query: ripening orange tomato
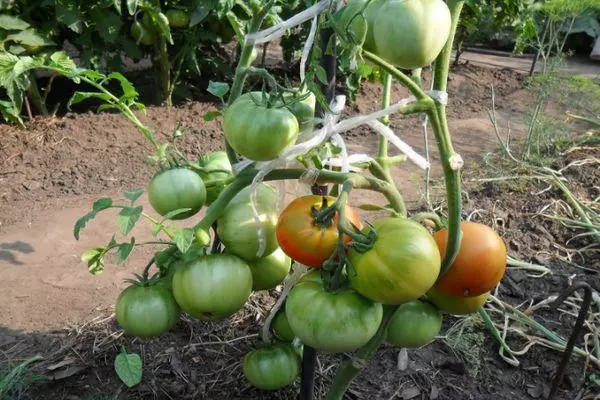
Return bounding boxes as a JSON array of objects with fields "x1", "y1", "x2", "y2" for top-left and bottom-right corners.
[{"x1": 433, "y1": 222, "x2": 506, "y2": 297}]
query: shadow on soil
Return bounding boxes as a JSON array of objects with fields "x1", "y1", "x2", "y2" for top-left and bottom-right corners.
[{"x1": 0, "y1": 241, "x2": 34, "y2": 266}]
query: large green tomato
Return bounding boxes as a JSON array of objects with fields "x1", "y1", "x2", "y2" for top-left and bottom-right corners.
[
  {"x1": 196, "y1": 152, "x2": 233, "y2": 205},
  {"x1": 348, "y1": 217, "x2": 441, "y2": 304},
  {"x1": 223, "y1": 92, "x2": 299, "y2": 161},
  {"x1": 243, "y1": 343, "x2": 300, "y2": 390},
  {"x1": 372, "y1": 0, "x2": 451, "y2": 69},
  {"x1": 386, "y1": 300, "x2": 442, "y2": 348},
  {"x1": 115, "y1": 284, "x2": 180, "y2": 338},
  {"x1": 247, "y1": 247, "x2": 292, "y2": 291},
  {"x1": 148, "y1": 168, "x2": 206, "y2": 220},
  {"x1": 171, "y1": 254, "x2": 252, "y2": 320},
  {"x1": 217, "y1": 184, "x2": 279, "y2": 261},
  {"x1": 285, "y1": 273, "x2": 383, "y2": 352}
]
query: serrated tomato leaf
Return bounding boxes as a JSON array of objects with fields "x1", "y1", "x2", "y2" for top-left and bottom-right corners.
[
  {"x1": 118, "y1": 206, "x2": 142, "y2": 236},
  {"x1": 123, "y1": 188, "x2": 144, "y2": 204}
]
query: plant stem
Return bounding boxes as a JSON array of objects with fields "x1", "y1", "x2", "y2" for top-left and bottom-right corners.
[
  {"x1": 430, "y1": 0, "x2": 465, "y2": 275},
  {"x1": 363, "y1": 51, "x2": 429, "y2": 101},
  {"x1": 27, "y1": 72, "x2": 48, "y2": 115},
  {"x1": 376, "y1": 73, "x2": 392, "y2": 176},
  {"x1": 324, "y1": 306, "x2": 397, "y2": 400},
  {"x1": 156, "y1": 36, "x2": 172, "y2": 106}
]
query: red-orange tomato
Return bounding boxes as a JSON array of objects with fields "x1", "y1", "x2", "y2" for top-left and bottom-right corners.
[
  {"x1": 433, "y1": 222, "x2": 506, "y2": 297},
  {"x1": 276, "y1": 195, "x2": 362, "y2": 267}
]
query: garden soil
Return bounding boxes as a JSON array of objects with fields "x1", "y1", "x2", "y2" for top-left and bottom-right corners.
[{"x1": 0, "y1": 61, "x2": 598, "y2": 399}]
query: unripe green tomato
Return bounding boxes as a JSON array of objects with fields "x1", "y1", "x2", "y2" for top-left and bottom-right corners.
[
  {"x1": 171, "y1": 254, "x2": 253, "y2": 320},
  {"x1": 372, "y1": 0, "x2": 452, "y2": 69},
  {"x1": 196, "y1": 151, "x2": 233, "y2": 205},
  {"x1": 243, "y1": 343, "x2": 300, "y2": 390},
  {"x1": 386, "y1": 300, "x2": 442, "y2": 348},
  {"x1": 115, "y1": 284, "x2": 180, "y2": 338},
  {"x1": 147, "y1": 168, "x2": 206, "y2": 220},
  {"x1": 166, "y1": 9, "x2": 190, "y2": 28},
  {"x1": 131, "y1": 20, "x2": 156, "y2": 46},
  {"x1": 217, "y1": 184, "x2": 280, "y2": 261},
  {"x1": 272, "y1": 309, "x2": 295, "y2": 342},
  {"x1": 223, "y1": 92, "x2": 299, "y2": 161},
  {"x1": 426, "y1": 287, "x2": 490, "y2": 315},
  {"x1": 247, "y1": 247, "x2": 291, "y2": 291}
]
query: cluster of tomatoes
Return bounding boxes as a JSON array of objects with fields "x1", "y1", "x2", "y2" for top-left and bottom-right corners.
[{"x1": 114, "y1": 0, "x2": 508, "y2": 391}]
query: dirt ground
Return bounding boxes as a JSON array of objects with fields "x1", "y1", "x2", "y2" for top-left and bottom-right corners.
[{"x1": 1, "y1": 58, "x2": 599, "y2": 400}]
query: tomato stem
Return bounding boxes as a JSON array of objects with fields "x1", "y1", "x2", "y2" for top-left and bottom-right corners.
[{"x1": 376, "y1": 73, "x2": 392, "y2": 177}]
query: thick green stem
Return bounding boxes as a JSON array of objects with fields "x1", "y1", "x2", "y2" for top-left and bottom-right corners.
[
  {"x1": 156, "y1": 36, "x2": 172, "y2": 106},
  {"x1": 27, "y1": 73, "x2": 48, "y2": 115},
  {"x1": 324, "y1": 306, "x2": 397, "y2": 400},
  {"x1": 430, "y1": 0, "x2": 465, "y2": 275}
]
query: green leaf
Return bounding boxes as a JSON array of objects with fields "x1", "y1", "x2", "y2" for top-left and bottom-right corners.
[
  {"x1": 113, "y1": 0, "x2": 122, "y2": 14},
  {"x1": 190, "y1": 3, "x2": 213, "y2": 27},
  {"x1": 315, "y1": 65, "x2": 328, "y2": 85},
  {"x1": 123, "y1": 188, "x2": 143, "y2": 204},
  {"x1": 162, "y1": 208, "x2": 192, "y2": 220},
  {"x1": 50, "y1": 51, "x2": 77, "y2": 71},
  {"x1": 68, "y1": 91, "x2": 112, "y2": 109},
  {"x1": 6, "y1": 29, "x2": 55, "y2": 47},
  {"x1": 117, "y1": 237, "x2": 136, "y2": 263},
  {"x1": 118, "y1": 206, "x2": 143, "y2": 236},
  {"x1": 13, "y1": 56, "x2": 42, "y2": 77},
  {"x1": 56, "y1": 0, "x2": 83, "y2": 33},
  {"x1": 93, "y1": 197, "x2": 113, "y2": 211},
  {"x1": 155, "y1": 12, "x2": 174, "y2": 45},
  {"x1": 202, "y1": 111, "x2": 221, "y2": 121},
  {"x1": 0, "y1": 99, "x2": 23, "y2": 125},
  {"x1": 90, "y1": 8, "x2": 122, "y2": 43},
  {"x1": 81, "y1": 248, "x2": 106, "y2": 274},
  {"x1": 207, "y1": 80, "x2": 229, "y2": 100},
  {"x1": 174, "y1": 228, "x2": 194, "y2": 254},
  {"x1": 126, "y1": 0, "x2": 138, "y2": 15},
  {"x1": 0, "y1": 15, "x2": 30, "y2": 31},
  {"x1": 73, "y1": 198, "x2": 113, "y2": 240},
  {"x1": 106, "y1": 72, "x2": 137, "y2": 100},
  {"x1": 114, "y1": 350, "x2": 142, "y2": 388}
]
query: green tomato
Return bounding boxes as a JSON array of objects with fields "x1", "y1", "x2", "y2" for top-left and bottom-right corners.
[
  {"x1": 282, "y1": 91, "x2": 316, "y2": 133},
  {"x1": 348, "y1": 218, "x2": 441, "y2": 305},
  {"x1": 285, "y1": 276, "x2": 383, "y2": 352},
  {"x1": 130, "y1": 21, "x2": 156, "y2": 46},
  {"x1": 243, "y1": 343, "x2": 300, "y2": 390},
  {"x1": 197, "y1": 151, "x2": 233, "y2": 205},
  {"x1": 171, "y1": 254, "x2": 253, "y2": 320},
  {"x1": 335, "y1": 0, "x2": 367, "y2": 47},
  {"x1": 247, "y1": 247, "x2": 291, "y2": 291},
  {"x1": 217, "y1": 184, "x2": 279, "y2": 262},
  {"x1": 147, "y1": 168, "x2": 206, "y2": 220},
  {"x1": 115, "y1": 284, "x2": 180, "y2": 338},
  {"x1": 272, "y1": 309, "x2": 295, "y2": 342},
  {"x1": 341, "y1": 0, "x2": 386, "y2": 52},
  {"x1": 386, "y1": 300, "x2": 442, "y2": 348},
  {"x1": 166, "y1": 9, "x2": 190, "y2": 28},
  {"x1": 223, "y1": 92, "x2": 299, "y2": 161},
  {"x1": 372, "y1": 0, "x2": 451, "y2": 69}
]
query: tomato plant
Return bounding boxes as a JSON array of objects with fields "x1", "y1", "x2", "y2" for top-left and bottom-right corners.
[
  {"x1": 276, "y1": 195, "x2": 362, "y2": 267},
  {"x1": 243, "y1": 343, "x2": 301, "y2": 390},
  {"x1": 223, "y1": 92, "x2": 300, "y2": 161},
  {"x1": 147, "y1": 168, "x2": 206, "y2": 220},
  {"x1": 217, "y1": 184, "x2": 280, "y2": 261},
  {"x1": 115, "y1": 282, "x2": 180, "y2": 338},
  {"x1": 285, "y1": 271, "x2": 383, "y2": 352},
  {"x1": 386, "y1": 300, "x2": 442, "y2": 348},
  {"x1": 348, "y1": 218, "x2": 441, "y2": 304},
  {"x1": 171, "y1": 254, "x2": 253, "y2": 320},
  {"x1": 247, "y1": 247, "x2": 292, "y2": 291},
  {"x1": 433, "y1": 222, "x2": 507, "y2": 297},
  {"x1": 195, "y1": 151, "x2": 233, "y2": 205}
]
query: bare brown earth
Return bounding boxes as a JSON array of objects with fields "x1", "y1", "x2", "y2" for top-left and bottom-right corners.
[{"x1": 1, "y1": 59, "x2": 599, "y2": 400}]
